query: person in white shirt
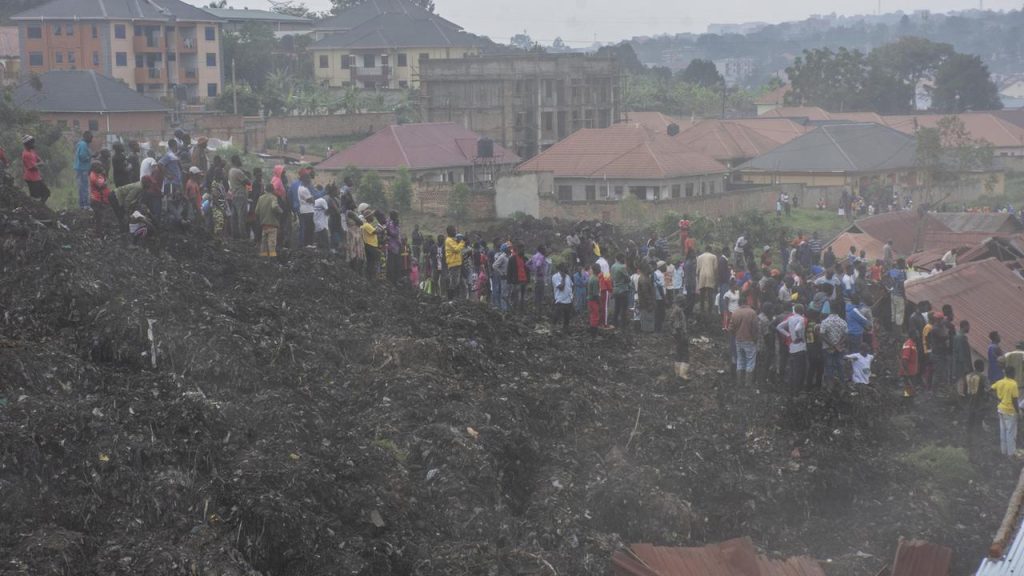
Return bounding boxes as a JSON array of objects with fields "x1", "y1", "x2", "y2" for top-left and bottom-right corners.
[
  {"x1": 551, "y1": 263, "x2": 574, "y2": 332},
  {"x1": 296, "y1": 174, "x2": 315, "y2": 247},
  {"x1": 777, "y1": 304, "x2": 808, "y2": 392},
  {"x1": 313, "y1": 196, "x2": 329, "y2": 250},
  {"x1": 595, "y1": 254, "x2": 610, "y2": 276},
  {"x1": 845, "y1": 344, "x2": 874, "y2": 385},
  {"x1": 139, "y1": 150, "x2": 157, "y2": 181}
]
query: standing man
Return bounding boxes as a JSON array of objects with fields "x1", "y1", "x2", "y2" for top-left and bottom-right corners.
[
  {"x1": 491, "y1": 244, "x2": 509, "y2": 311},
  {"x1": 444, "y1": 226, "x2": 466, "y2": 300},
  {"x1": 610, "y1": 254, "x2": 630, "y2": 329},
  {"x1": 696, "y1": 246, "x2": 718, "y2": 317},
  {"x1": 296, "y1": 171, "x2": 315, "y2": 247},
  {"x1": 899, "y1": 334, "x2": 920, "y2": 398},
  {"x1": 887, "y1": 259, "x2": 907, "y2": 330},
  {"x1": 21, "y1": 135, "x2": 50, "y2": 204},
  {"x1": 729, "y1": 300, "x2": 760, "y2": 387},
  {"x1": 992, "y1": 367, "x2": 1020, "y2": 458},
  {"x1": 228, "y1": 155, "x2": 250, "y2": 239},
  {"x1": 820, "y1": 308, "x2": 847, "y2": 385},
  {"x1": 159, "y1": 139, "x2": 183, "y2": 221},
  {"x1": 255, "y1": 183, "x2": 283, "y2": 258},
  {"x1": 74, "y1": 131, "x2": 93, "y2": 209},
  {"x1": 653, "y1": 260, "x2": 667, "y2": 333},
  {"x1": 777, "y1": 304, "x2": 808, "y2": 394},
  {"x1": 551, "y1": 263, "x2": 573, "y2": 333}
]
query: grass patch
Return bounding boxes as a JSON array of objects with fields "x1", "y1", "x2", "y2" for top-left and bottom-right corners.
[
  {"x1": 272, "y1": 135, "x2": 363, "y2": 158},
  {"x1": 901, "y1": 444, "x2": 974, "y2": 489},
  {"x1": 782, "y1": 207, "x2": 851, "y2": 240}
]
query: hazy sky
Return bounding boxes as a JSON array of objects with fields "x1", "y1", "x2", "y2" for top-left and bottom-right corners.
[{"x1": 186, "y1": 0, "x2": 1021, "y2": 46}]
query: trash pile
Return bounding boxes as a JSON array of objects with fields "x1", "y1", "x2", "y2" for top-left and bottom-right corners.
[{"x1": 0, "y1": 180, "x2": 1015, "y2": 576}]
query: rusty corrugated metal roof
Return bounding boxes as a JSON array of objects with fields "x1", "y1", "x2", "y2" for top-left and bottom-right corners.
[
  {"x1": 611, "y1": 537, "x2": 825, "y2": 576},
  {"x1": 891, "y1": 538, "x2": 951, "y2": 576},
  {"x1": 905, "y1": 258, "x2": 1024, "y2": 358},
  {"x1": 930, "y1": 212, "x2": 1023, "y2": 234}
]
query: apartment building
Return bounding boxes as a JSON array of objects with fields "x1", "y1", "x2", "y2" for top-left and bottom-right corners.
[
  {"x1": 311, "y1": 0, "x2": 484, "y2": 90},
  {"x1": 12, "y1": 0, "x2": 223, "y2": 104},
  {"x1": 419, "y1": 53, "x2": 623, "y2": 159}
]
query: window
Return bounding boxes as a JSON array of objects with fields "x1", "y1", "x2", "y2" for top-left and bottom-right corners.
[
  {"x1": 614, "y1": 185, "x2": 623, "y2": 198},
  {"x1": 319, "y1": 55, "x2": 328, "y2": 68},
  {"x1": 73, "y1": 119, "x2": 80, "y2": 130},
  {"x1": 341, "y1": 55, "x2": 350, "y2": 69},
  {"x1": 91, "y1": 24, "x2": 98, "y2": 38},
  {"x1": 167, "y1": 51, "x2": 175, "y2": 61},
  {"x1": 418, "y1": 52, "x2": 429, "y2": 61},
  {"x1": 585, "y1": 185, "x2": 596, "y2": 201},
  {"x1": 514, "y1": 112, "x2": 524, "y2": 127},
  {"x1": 363, "y1": 54, "x2": 374, "y2": 68},
  {"x1": 206, "y1": 52, "x2": 216, "y2": 67},
  {"x1": 67, "y1": 51, "x2": 75, "y2": 64},
  {"x1": 700, "y1": 182, "x2": 706, "y2": 195},
  {"x1": 205, "y1": 26, "x2": 215, "y2": 41},
  {"x1": 135, "y1": 54, "x2": 143, "y2": 68},
  {"x1": 397, "y1": 53, "x2": 407, "y2": 67},
  {"x1": 55, "y1": 52, "x2": 64, "y2": 64},
  {"x1": 88, "y1": 119, "x2": 99, "y2": 131},
  {"x1": 115, "y1": 24, "x2": 126, "y2": 39},
  {"x1": 545, "y1": 80, "x2": 552, "y2": 98},
  {"x1": 381, "y1": 55, "x2": 388, "y2": 66},
  {"x1": 134, "y1": 25, "x2": 143, "y2": 37},
  {"x1": 207, "y1": 83, "x2": 218, "y2": 97},
  {"x1": 27, "y1": 26, "x2": 42, "y2": 39},
  {"x1": 53, "y1": 24, "x2": 61, "y2": 36},
  {"x1": 29, "y1": 52, "x2": 43, "y2": 66},
  {"x1": 557, "y1": 185, "x2": 573, "y2": 202},
  {"x1": 66, "y1": 23, "x2": 73, "y2": 35},
  {"x1": 709, "y1": 181, "x2": 716, "y2": 194},
  {"x1": 398, "y1": 80, "x2": 408, "y2": 88},
  {"x1": 115, "y1": 52, "x2": 127, "y2": 66},
  {"x1": 542, "y1": 111, "x2": 553, "y2": 131},
  {"x1": 92, "y1": 51, "x2": 99, "y2": 66},
  {"x1": 672, "y1": 184, "x2": 681, "y2": 199}
]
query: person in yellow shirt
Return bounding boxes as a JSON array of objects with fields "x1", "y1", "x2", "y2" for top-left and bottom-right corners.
[
  {"x1": 443, "y1": 225, "x2": 465, "y2": 300},
  {"x1": 992, "y1": 366, "x2": 1020, "y2": 457},
  {"x1": 361, "y1": 211, "x2": 380, "y2": 280}
]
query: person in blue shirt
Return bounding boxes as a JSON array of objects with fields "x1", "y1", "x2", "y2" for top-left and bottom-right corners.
[
  {"x1": 74, "y1": 131, "x2": 94, "y2": 209},
  {"x1": 845, "y1": 294, "x2": 870, "y2": 351}
]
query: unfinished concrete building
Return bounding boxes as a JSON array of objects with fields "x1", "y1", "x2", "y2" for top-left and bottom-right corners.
[{"x1": 419, "y1": 53, "x2": 623, "y2": 159}]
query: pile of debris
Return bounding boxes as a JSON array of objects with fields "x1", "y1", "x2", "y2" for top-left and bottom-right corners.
[{"x1": 0, "y1": 181, "x2": 1016, "y2": 575}]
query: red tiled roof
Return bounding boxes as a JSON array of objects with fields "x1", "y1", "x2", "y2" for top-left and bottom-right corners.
[
  {"x1": 612, "y1": 538, "x2": 825, "y2": 576},
  {"x1": 726, "y1": 118, "x2": 810, "y2": 145},
  {"x1": 315, "y1": 122, "x2": 519, "y2": 172},
  {"x1": 516, "y1": 123, "x2": 727, "y2": 180},
  {"x1": 891, "y1": 539, "x2": 952, "y2": 576},
  {"x1": 825, "y1": 231, "x2": 890, "y2": 262},
  {"x1": 905, "y1": 258, "x2": 1024, "y2": 358},
  {"x1": 624, "y1": 111, "x2": 680, "y2": 132},
  {"x1": 675, "y1": 119, "x2": 789, "y2": 161},
  {"x1": 754, "y1": 84, "x2": 790, "y2": 106},
  {"x1": 884, "y1": 113, "x2": 1024, "y2": 149}
]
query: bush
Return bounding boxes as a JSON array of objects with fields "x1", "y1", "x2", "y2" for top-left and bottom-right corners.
[
  {"x1": 358, "y1": 171, "x2": 387, "y2": 211},
  {"x1": 901, "y1": 444, "x2": 974, "y2": 489},
  {"x1": 448, "y1": 183, "x2": 470, "y2": 223},
  {"x1": 392, "y1": 167, "x2": 412, "y2": 212}
]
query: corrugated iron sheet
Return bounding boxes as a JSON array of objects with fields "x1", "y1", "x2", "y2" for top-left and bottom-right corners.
[
  {"x1": 611, "y1": 537, "x2": 825, "y2": 576},
  {"x1": 905, "y1": 258, "x2": 1024, "y2": 359},
  {"x1": 891, "y1": 539, "x2": 951, "y2": 576},
  {"x1": 978, "y1": 516, "x2": 1024, "y2": 576},
  {"x1": 930, "y1": 212, "x2": 1023, "y2": 234}
]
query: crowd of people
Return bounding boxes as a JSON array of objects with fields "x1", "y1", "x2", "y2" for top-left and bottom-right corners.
[{"x1": 6, "y1": 129, "x2": 1024, "y2": 457}]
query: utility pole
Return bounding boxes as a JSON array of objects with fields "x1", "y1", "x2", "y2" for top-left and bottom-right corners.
[{"x1": 231, "y1": 57, "x2": 237, "y2": 115}]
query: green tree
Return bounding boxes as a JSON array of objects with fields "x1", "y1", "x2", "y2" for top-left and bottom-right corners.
[
  {"x1": 212, "y1": 83, "x2": 262, "y2": 115},
  {"x1": 221, "y1": 22, "x2": 279, "y2": 92},
  {"x1": 868, "y1": 37, "x2": 953, "y2": 111},
  {"x1": 392, "y1": 167, "x2": 413, "y2": 211},
  {"x1": 331, "y1": 0, "x2": 432, "y2": 14},
  {"x1": 448, "y1": 183, "x2": 470, "y2": 222},
  {"x1": 678, "y1": 59, "x2": 723, "y2": 88},
  {"x1": 930, "y1": 53, "x2": 1002, "y2": 113},
  {"x1": 268, "y1": 0, "x2": 316, "y2": 18},
  {"x1": 509, "y1": 32, "x2": 535, "y2": 51},
  {"x1": 341, "y1": 165, "x2": 363, "y2": 187},
  {"x1": 359, "y1": 171, "x2": 387, "y2": 210},
  {"x1": 916, "y1": 115, "x2": 995, "y2": 209},
  {"x1": 785, "y1": 47, "x2": 869, "y2": 112}
]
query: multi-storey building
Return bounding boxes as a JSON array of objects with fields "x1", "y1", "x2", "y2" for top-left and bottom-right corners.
[
  {"x1": 419, "y1": 53, "x2": 623, "y2": 159},
  {"x1": 12, "y1": 0, "x2": 223, "y2": 104},
  {"x1": 311, "y1": 0, "x2": 484, "y2": 90}
]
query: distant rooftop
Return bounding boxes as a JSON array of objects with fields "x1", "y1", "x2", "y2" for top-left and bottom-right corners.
[
  {"x1": 13, "y1": 70, "x2": 169, "y2": 113},
  {"x1": 11, "y1": 0, "x2": 220, "y2": 22},
  {"x1": 200, "y1": 7, "x2": 312, "y2": 23}
]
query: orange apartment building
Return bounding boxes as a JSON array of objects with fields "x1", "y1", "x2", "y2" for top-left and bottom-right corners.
[{"x1": 11, "y1": 0, "x2": 223, "y2": 104}]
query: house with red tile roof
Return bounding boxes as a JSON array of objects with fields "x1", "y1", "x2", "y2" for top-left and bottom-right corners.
[
  {"x1": 315, "y1": 122, "x2": 519, "y2": 187},
  {"x1": 515, "y1": 122, "x2": 728, "y2": 203}
]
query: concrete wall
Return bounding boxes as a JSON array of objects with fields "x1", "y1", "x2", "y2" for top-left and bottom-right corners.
[
  {"x1": 495, "y1": 172, "x2": 546, "y2": 217},
  {"x1": 412, "y1": 183, "x2": 495, "y2": 220},
  {"x1": 42, "y1": 111, "x2": 167, "y2": 137},
  {"x1": 263, "y1": 112, "x2": 393, "y2": 141}
]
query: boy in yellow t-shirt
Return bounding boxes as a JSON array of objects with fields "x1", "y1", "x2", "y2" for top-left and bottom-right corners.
[{"x1": 992, "y1": 366, "x2": 1020, "y2": 457}]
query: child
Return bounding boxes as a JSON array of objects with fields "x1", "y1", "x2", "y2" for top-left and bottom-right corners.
[
  {"x1": 965, "y1": 359, "x2": 988, "y2": 433},
  {"x1": 409, "y1": 259, "x2": 420, "y2": 290},
  {"x1": 845, "y1": 343, "x2": 874, "y2": 385},
  {"x1": 313, "y1": 195, "x2": 329, "y2": 250}
]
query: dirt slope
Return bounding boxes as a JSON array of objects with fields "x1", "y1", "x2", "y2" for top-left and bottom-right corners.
[{"x1": 0, "y1": 180, "x2": 1015, "y2": 575}]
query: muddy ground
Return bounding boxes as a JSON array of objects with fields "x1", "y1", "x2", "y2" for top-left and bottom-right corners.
[{"x1": 0, "y1": 184, "x2": 1016, "y2": 575}]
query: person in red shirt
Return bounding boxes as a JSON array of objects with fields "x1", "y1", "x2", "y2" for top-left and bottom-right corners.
[
  {"x1": 869, "y1": 259, "x2": 883, "y2": 282},
  {"x1": 21, "y1": 135, "x2": 51, "y2": 204},
  {"x1": 900, "y1": 336, "x2": 920, "y2": 398},
  {"x1": 598, "y1": 268, "x2": 613, "y2": 327},
  {"x1": 89, "y1": 161, "x2": 113, "y2": 234}
]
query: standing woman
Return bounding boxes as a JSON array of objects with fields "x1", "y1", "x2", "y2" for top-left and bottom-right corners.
[
  {"x1": 21, "y1": 135, "x2": 50, "y2": 204},
  {"x1": 89, "y1": 160, "x2": 113, "y2": 234}
]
